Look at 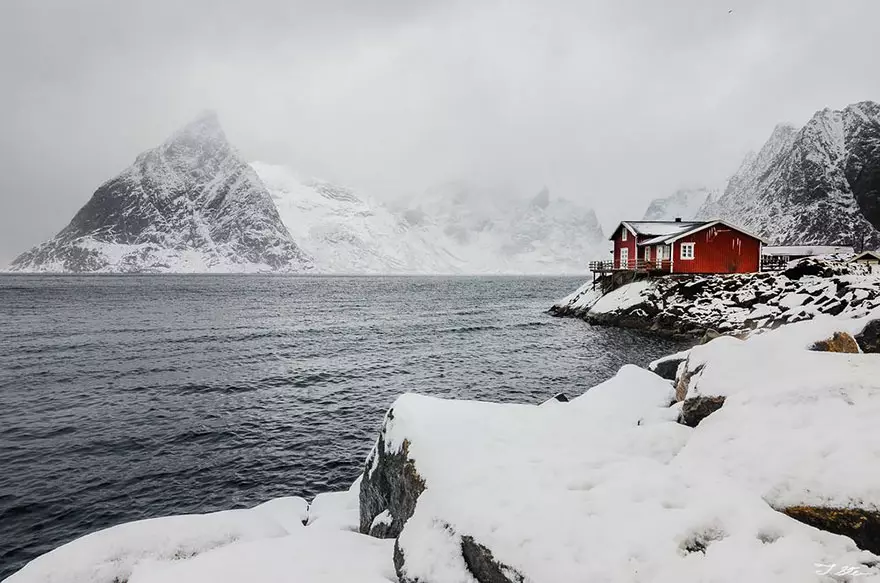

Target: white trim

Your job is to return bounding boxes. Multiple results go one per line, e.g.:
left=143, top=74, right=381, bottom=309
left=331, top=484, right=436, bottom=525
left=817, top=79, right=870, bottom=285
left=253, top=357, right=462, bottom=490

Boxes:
left=644, top=246, right=650, bottom=262
left=680, top=242, right=695, bottom=260
left=621, top=228, right=628, bottom=241
left=609, top=221, right=638, bottom=241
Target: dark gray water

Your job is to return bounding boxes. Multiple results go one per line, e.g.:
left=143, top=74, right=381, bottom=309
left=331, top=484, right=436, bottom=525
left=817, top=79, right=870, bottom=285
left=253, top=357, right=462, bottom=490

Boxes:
left=0, top=275, right=688, bottom=579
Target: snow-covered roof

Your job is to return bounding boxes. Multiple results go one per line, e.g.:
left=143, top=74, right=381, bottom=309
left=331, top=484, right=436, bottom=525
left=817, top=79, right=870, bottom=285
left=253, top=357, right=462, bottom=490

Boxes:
left=622, top=220, right=768, bottom=246
left=763, top=245, right=854, bottom=257
left=610, top=220, right=702, bottom=241
left=851, top=250, right=880, bottom=262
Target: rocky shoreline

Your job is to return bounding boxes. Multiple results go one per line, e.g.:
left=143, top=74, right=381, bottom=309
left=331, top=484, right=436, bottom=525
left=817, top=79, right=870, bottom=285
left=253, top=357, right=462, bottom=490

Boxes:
left=550, top=257, right=880, bottom=338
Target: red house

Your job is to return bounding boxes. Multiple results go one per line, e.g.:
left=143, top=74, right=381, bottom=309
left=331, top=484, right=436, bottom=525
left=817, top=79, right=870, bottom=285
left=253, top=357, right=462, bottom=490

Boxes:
left=606, top=219, right=765, bottom=274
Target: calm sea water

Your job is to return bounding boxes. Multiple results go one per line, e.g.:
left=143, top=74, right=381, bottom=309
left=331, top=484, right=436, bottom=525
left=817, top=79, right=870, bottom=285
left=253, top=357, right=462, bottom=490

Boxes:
left=0, top=275, right=688, bottom=578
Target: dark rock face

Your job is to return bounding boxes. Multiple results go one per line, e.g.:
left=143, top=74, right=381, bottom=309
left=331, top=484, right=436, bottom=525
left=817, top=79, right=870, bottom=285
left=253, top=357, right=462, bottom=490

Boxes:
left=783, top=506, right=880, bottom=554
left=359, top=411, right=426, bottom=539
left=810, top=331, right=860, bottom=353
left=11, top=112, right=311, bottom=272
left=680, top=396, right=726, bottom=427
left=697, top=101, right=880, bottom=248
left=856, top=320, right=880, bottom=353
left=649, top=355, right=687, bottom=381
left=460, top=536, right=526, bottom=583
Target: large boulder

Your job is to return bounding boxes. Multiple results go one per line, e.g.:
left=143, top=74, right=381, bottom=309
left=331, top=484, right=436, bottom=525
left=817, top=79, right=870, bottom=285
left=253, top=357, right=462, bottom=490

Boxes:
left=362, top=367, right=876, bottom=583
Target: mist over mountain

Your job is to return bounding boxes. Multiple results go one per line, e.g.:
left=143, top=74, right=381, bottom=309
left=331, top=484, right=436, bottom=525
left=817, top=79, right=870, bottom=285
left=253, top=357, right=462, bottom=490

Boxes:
left=11, top=115, right=605, bottom=274
left=642, top=187, right=715, bottom=221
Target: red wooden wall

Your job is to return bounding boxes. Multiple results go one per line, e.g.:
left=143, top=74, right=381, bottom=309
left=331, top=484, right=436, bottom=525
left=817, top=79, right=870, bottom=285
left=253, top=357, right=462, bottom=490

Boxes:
left=612, top=226, right=637, bottom=268
left=671, top=225, right=760, bottom=274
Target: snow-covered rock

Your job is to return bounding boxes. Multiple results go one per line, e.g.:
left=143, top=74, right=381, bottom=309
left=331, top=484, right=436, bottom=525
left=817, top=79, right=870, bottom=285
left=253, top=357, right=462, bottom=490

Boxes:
left=642, top=187, right=715, bottom=221
left=671, top=315, right=880, bottom=552
left=551, top=258, right=880, bottom=337
left=697, top=101, right=880, bottom=248
left=10, top=113, right=312, bottom=273
left=361, top=366, right=877, bottom=582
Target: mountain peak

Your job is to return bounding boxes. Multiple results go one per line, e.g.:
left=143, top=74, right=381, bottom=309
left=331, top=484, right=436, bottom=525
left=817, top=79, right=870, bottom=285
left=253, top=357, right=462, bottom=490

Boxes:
left=164, top=110, right=227, bottom=149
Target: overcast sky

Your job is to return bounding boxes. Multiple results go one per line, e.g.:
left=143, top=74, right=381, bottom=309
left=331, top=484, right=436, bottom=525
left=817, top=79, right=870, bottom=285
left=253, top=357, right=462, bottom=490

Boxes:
left=2, top=0, right=880, bottom=265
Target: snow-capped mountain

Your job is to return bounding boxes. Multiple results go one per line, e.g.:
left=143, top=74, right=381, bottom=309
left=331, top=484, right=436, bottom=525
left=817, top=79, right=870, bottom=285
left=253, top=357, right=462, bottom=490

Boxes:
left=11, top=113, right=312, bottom=273
left=697, top=101, right=880, bottom=248
left=642, top=187, right=715, bottom=221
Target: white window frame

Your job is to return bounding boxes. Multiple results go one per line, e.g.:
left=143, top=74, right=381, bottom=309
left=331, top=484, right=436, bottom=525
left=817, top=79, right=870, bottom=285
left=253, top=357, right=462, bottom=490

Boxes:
left=621, top=228, right=628, bottom=241
left=680, top=242, right=695, bottom=260
left=620, top=247, right=629, bottom=268
left=644, top=246, right=651, bottom=262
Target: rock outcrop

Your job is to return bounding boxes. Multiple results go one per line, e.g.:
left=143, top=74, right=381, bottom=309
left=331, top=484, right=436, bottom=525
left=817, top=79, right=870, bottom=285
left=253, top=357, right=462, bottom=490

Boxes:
left=359, top=410, right=426, bottom=540
left=551, top=258, right=880, bottom=337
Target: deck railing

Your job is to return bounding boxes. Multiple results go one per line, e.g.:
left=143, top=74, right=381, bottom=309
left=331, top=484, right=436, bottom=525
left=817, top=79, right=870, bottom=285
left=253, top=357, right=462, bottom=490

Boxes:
left=588, top=259, right=672, bottom=273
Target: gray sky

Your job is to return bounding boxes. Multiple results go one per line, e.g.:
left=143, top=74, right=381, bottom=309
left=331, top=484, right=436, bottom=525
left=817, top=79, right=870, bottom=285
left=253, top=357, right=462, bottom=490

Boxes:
left=2, top=0, right=880, bottom=265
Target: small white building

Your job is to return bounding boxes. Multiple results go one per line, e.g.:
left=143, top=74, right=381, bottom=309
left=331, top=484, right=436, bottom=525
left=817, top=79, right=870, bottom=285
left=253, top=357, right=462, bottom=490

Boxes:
left=762, top=245, right=855, bottom=262
left=850, top=250, right=880, bottom=274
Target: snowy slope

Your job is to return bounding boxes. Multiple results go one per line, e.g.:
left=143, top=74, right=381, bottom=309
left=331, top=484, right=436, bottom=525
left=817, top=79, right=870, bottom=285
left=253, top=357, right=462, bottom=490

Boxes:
left=255, top=169, right=606, bottom=275
left=252, top=163, right=466, bottom=274
left=10, top=113, right=312, bottom=273
left=697, top=101, right=880, bottom=247
left=642, top=187, right=715, bottom=221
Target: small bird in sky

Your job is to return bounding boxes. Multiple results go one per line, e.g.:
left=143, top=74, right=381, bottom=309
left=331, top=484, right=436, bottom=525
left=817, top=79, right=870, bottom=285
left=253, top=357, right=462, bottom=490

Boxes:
left=728, top=8, right=734, bottom=14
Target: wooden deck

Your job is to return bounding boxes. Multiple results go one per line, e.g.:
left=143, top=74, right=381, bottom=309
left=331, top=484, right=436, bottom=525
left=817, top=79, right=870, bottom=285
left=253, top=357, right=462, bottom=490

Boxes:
left=588, top=259, right=672, bottom=274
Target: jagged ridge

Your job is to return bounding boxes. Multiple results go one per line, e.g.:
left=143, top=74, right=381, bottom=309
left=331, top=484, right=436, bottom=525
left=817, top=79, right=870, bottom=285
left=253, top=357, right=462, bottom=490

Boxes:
left=698, top=101, right=880, bottom=248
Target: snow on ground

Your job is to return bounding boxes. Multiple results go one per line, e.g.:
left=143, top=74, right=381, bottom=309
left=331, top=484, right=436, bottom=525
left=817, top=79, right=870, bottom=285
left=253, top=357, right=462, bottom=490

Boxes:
left=127, top=530, right=397, bottom=583
left=382, top=364, right=877, bottom=582
left=673, top=314, right=880, bottom=510
left=306, top=478, right=360, bottom=531
left=3, top=507, right=292, bottom=583
left=550, top=279, right=605, bottom=314
left=588, top=279, right=653, bottom=314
